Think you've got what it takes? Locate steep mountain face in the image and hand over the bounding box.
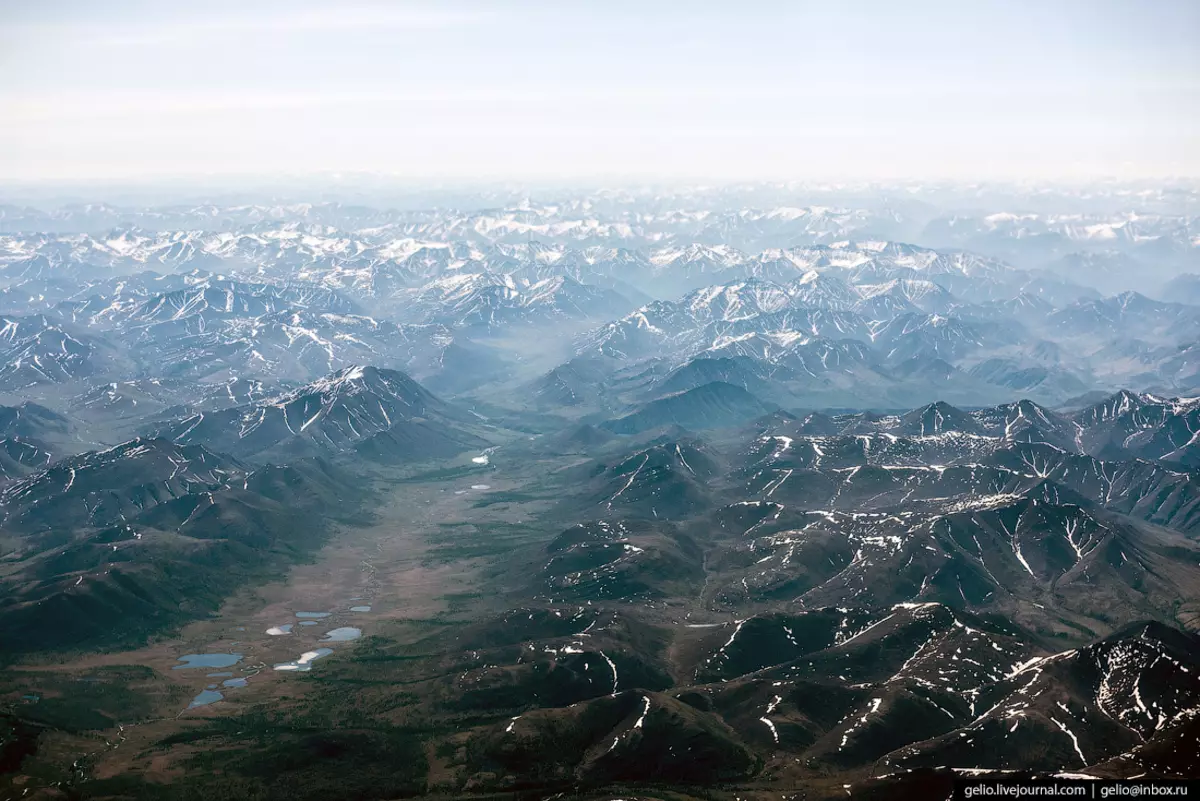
[1048,292,1200,342]
[527,355,618,408]
[1072,391,1200,466]
[541,519,705,601]
[48,271,203,322]
[0,401,87,475]
[0,314,130,390]
[69,376,279,422]
[973,291,1059,324]
[896,400,983,436]
[855,278,957,317]
[652,355,783,399]
[68,278,360,330]
[520,275,635,321]
[155,365,486,461]
[137,309,480,384]
[0,437,54,480]
[967,357,1090,398]
[0,401,73,445]
[602,382,779,435]
[0,438,241,533]
[1160,273,1200,305]
[874,312,1024,363]
[887,621,1200,774]
[643,243,755,295]
[0,437,360,653]
[395,271,634,330]
[788,270,863,310]
[1155,343,1200,394]
[584,437,722,518]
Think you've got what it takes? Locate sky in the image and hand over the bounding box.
[1,0,1197,183]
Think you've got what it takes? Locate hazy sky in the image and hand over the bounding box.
[1,0,1197,183]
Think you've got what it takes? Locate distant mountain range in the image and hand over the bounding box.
[154,364,487,461]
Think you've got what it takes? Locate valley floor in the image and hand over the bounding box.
[0,457,546,799]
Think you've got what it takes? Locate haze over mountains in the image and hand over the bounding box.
[1,182,1199,800]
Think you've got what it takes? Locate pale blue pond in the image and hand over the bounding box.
[273,648,333,672]
[222,677,248,688]
[188,689,223,708]
[295,611,330,619]
[173,653,242,670]
[321,627,361,642]
[349,606,371,612]
[298,621,318,626]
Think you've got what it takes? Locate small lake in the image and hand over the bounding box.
[187,689,223,708]
[273,648,333,672]
[266,624,293,635]
[295,611,330,619]
[173,653,242,670]
[349,605,371,612]
[321,627,361,642]
[298,621,318,626]
[222,677,248,688]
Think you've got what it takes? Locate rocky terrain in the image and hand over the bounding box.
[0,185,1198,800]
